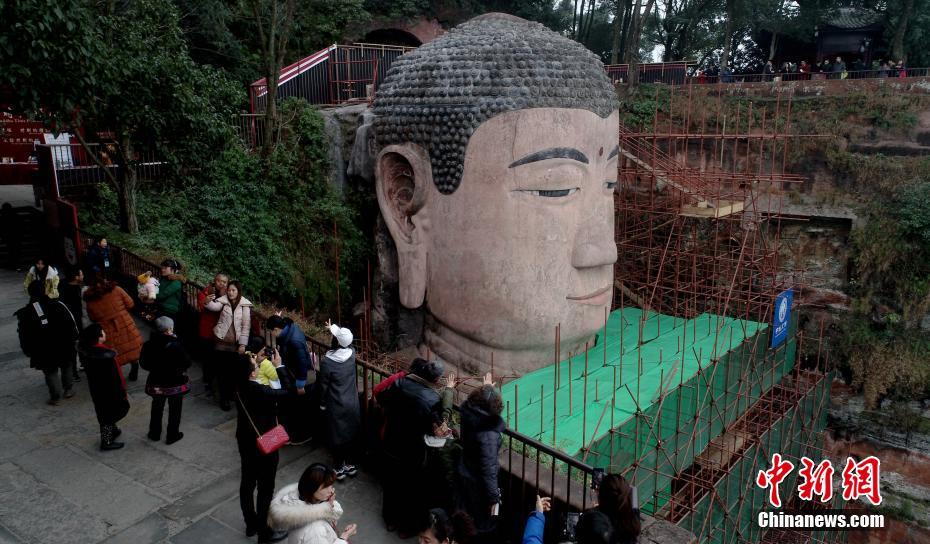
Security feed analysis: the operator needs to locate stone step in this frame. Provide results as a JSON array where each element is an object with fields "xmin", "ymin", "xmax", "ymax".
[{"xmin": 848, "ymin": 141, "xmax": 930, "ymax": 156}]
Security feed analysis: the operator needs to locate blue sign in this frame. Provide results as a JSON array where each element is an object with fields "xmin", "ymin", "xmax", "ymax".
[{"xmin": 771, "ymin": 289, "xmax": 793, "ymax": 348}]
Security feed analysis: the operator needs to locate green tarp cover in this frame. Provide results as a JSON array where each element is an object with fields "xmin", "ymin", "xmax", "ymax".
[{"xmin": 500, "ymin": 307, "xmax": 769, "ymax": 460}]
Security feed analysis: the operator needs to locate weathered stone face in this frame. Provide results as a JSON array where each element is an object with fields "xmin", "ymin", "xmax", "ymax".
[{"xmin": 373, "ymin": 13, "xmax": 619, "ymax": 375}]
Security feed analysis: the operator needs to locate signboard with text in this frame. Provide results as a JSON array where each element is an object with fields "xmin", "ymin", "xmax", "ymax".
[{"xmin": 771, "ymin": 289, "xmax": 793, "ymax": 348}]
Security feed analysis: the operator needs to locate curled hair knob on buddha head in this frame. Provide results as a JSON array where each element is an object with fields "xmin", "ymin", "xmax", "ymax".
[{"xmin": 373, "ymin": 12, "xmax": 616, "ymax": 195}]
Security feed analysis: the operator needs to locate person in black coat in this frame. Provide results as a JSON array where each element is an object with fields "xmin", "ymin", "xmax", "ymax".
[
  {"xmin": 85, "ymin": 237, "xmax": 112, "ymax": 283},
  {"xmin": 376, "ymin": 357, "xmax": 446, "ymax": 537},
  {"xmin": 318, "ymin": 320, "xmax": 361, "ymax": 480},
  {"xmin": 140, "ymin": 316, "xmax": 192, "ymax": 444},
  {"xmin": 236, "ymin": 350, "xmax": 292, "ymax": 543},
  {"xmin": 59, "ymin": 266, "xmax": 85, "ymax": 380},
  {"xmin": 79, "ymin": 323, "xmax": 129, "ymax": 450},
  {"xmin": 265, "ymin": 314, "xmax": 313, "ymax": 444},
  {"xmin": 16, "ymin": 280, "xmax": 79, "ymax": 405},
  {"xmin": 457, "ymin": 377, "xmax": 505, "ymax": 539}
]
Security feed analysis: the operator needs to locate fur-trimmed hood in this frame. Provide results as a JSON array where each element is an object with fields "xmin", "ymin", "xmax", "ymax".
[{"xmin": 268, "ymin": 483, "xmax": 342, "ymax": 530}]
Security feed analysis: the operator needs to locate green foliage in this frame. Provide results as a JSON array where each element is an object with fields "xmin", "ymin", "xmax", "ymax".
[
  {"xmin": 899, "ymin": 181, "xmax": 930, "ymax": 245},
  {"xmin": 82, "ymin": 99, "xmax": 367, "ymax": 316},
  {"xmin": 834, "ymin": 314, "xmax": 930, "ymax": 408}
]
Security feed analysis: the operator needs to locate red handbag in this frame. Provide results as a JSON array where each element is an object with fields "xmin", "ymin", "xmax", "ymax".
[{"xmin": 237, "ymin": 393, "xmax": 290, "ymax": 455}]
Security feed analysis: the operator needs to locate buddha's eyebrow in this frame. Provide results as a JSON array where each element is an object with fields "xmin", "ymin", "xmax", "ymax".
[
  {"xmin": 509, "ymin": 147, "xmax": 588, "ymax": 168},
  {"xmin": 607, "ymin": 145, "xmax": 619, "ymax": 160}
]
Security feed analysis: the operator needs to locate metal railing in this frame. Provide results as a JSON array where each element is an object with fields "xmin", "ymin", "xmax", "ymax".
[
  {"xmin": 249, "ymin": 43, "xmax": 414, "ymax": 112},
  {"xmin": 604, "ymin": 61, "xmax": 695, "ymax": 85},
  {"xmin": 44, "ymin": 143, "xmax": 166, "ymax": 192},
  {"xmin": 75, "ymin": 227, "xmax": 597, "ymax": 541},
  {"xmin": 688, "ymin": 67, "xmax": 930, "ymax": 85}
]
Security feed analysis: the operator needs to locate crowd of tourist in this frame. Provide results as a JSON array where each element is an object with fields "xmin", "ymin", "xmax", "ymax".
[
  {"xmin": 13, "ymin": 250, "xmax": 642, "ymax": 544},
  {"xmin": 701, "ymin": 56, "xmax": 911, "ymax": 83}
]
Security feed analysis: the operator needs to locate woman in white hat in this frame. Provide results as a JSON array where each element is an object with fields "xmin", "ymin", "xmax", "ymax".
[{"xmin": 317, "ymin": 320, "xmax": 361, "ymax": 480}]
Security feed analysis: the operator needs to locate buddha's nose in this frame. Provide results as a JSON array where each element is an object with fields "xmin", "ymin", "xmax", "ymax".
[{"xmin": 571, "ymin": 212, "xmax": 618, "ymax": 269}]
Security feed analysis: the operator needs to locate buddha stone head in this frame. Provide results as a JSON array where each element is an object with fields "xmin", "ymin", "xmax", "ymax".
[{"xmin": 373, "ymin": 13, "xmax": 619, "ymax": 376}]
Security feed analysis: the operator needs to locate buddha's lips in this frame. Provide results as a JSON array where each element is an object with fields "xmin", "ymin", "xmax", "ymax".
[{"xmin": 567, "ymin": 285, "xmax": 612, "ymax": 305}]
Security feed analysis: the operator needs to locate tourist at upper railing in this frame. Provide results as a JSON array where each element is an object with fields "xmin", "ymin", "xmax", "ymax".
[
  {"xmin": 832, "ymin": 56, "xmax": 847, "ymax": 79},
  {"xmin": 16, "ymin": 280, "xmax": 79, "ymax": 405},
  {"xmin": 206, "ymin": 279, "xmax": 253, "ymax": 411},
  {"xmin": 140, "ymin": 316, "xmax": 191, "ymax": 445},
  {"xmin": 419, "ymin": 508, "xmax": 477, "ymax": 544},
  {"xmin": 197, "ymin": 273, "xmax": 228, "ymax": 396},
  {"xmin": 762, "ymin": 60, "xmax": 775, "ymax": 81},
  {"xmin": 317, "ymin": 320, "xmax": 361, "ymax": 481},
  {"xmin": 236, "ymin": 346, "xmax": 294, "ymax": 543},
  {"xmin": 23, "ymin": 257, "xmax": 60, "ymax": 299},
  {"xmin": 155, "ymin": 258, "xmax": 185, "ymax": 320},
  {"xmin": 269, "ymin": 463, "xmax": 358, "ymax": 544},
  {"xmin": 85, "ymin": 236, "xmax": 111, "ymax": 282},
  {"xmin": 79, "ymin": 323, "xmax": 129, "ymax": 451},
  {"xmin": 84, "ymin": 276, "xmax": 144, "ymax": 381},
  {"xmin": 457, "ymin": 373, "xmax": 505, "ymax": 540}
]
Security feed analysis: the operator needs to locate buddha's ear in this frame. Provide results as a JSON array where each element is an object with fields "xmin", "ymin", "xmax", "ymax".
[{"xmin": 376, "ymin": 143, "xmax": 432, "ymax": 308}]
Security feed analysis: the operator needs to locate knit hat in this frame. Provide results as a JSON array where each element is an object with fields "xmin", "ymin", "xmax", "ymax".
[
  {"xmin": 155, "ymin": 316, "xmax": 174, "ymax": 333},
  {"xmin": 330, "ymin": 323, "xmax": 353, "ymax": 348}
]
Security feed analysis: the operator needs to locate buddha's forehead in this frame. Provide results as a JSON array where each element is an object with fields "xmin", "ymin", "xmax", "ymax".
[{"xmin": 467, "ymin": 108, "xmax": 620, "ymax": 159}]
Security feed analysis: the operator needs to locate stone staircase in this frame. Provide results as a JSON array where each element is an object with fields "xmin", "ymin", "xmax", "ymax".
[{"xmin": 0, "ymin": 206, "xmax": 46, "ymax": 270}]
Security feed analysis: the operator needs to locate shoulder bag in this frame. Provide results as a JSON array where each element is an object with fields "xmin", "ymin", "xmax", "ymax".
[{"xmin": 237, "ymin": 392, "xmax": 289, "ymax": 455}]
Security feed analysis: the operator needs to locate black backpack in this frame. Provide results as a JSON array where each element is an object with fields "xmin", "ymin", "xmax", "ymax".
[{"xmin": 16, "ymin": 302, "xmax": 48, "ymax": 357}]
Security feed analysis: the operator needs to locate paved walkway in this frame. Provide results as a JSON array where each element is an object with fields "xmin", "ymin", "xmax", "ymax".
[{"xmin": 0, "ymin": 269, "xmax": 402, "ymax": 544}]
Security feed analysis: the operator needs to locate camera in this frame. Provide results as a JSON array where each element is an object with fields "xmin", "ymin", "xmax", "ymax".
[
  {"xmin": 591, "ymin": 468, "xmax": 605, "ymax": 491},
  {"xmin": 561, "ymin": 512, "xmax": 581, "ymax": 542},
  {"xmin": 264, "ymin": 346, "xmax": 276, "ymax": 359}
]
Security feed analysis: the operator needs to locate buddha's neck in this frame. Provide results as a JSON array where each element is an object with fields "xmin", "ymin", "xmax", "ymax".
[{"xmin": 420, "ymin": 315, "xmax": 597, "ymax": 379}]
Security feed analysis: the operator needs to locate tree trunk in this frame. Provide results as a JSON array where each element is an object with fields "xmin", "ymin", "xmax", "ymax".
[
  {"xmin": 117, "ymin": 136, "xmax": 139, "ymax": 234},
  {"xmin": 624, "ymin": 0, "xmax": 656, "ymax": 84},
  {"xmin": 768, "ymin": 31, "xmax": 778, "ymax": 61},
  {"xmin": 623, "ymin": 0, "xmax": 642, "ymax": 64},
  {"xmin": 891, "ymin": 0, "xmax": 914, "ymax": 62},
  {"xmin": 720, "ymin": 0, "xmax": 736, "ymax": 69},
  {"xmin": 610, "ymin": 0, "xmax": 628, "ymax": 64}
]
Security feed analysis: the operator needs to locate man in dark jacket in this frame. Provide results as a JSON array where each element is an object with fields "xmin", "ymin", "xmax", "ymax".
[
  {"xmin": 140, "ymin": 317, "xmax": 192, "ymax": 444},
  {"xmin": 236, "ymin": 350, "xmax": 293, "ymax": 543},
  {"xmin": 16, "ymin": 280, "xmax": 79, "ymax": 405},
  {"xmin": 266, "ymin": 315, "xmax": 313, "ymax": 443},
  {"xmin": 376, "ymin": 358, "xmax": 445, "ymax": 536},
  {"xmin": 458, "ymin": 381, "xmax": 506, "ymax": 538},
  {"xmin": 85, "ymin": 237, "xmax": 111, "ymax": 283}
]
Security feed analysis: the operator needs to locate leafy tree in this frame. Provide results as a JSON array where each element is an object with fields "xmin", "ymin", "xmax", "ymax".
[{"xmin": 1, "ymin": 0, "xmax": 241, "ymax": 233}]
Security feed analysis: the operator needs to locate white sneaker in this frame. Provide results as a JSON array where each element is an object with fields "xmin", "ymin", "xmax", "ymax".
[{"xmin": 335, "ymin": 466, "xmax": 347, "ymax": 481}]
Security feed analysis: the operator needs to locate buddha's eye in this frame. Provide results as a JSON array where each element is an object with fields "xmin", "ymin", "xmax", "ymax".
[
  {"xmin": 522, "ymin": 188, "xmax": 579, "ymax": 198},
  {"xmin": 604, "ymin": 181, "xmax": 617, "ymax": 190}
]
